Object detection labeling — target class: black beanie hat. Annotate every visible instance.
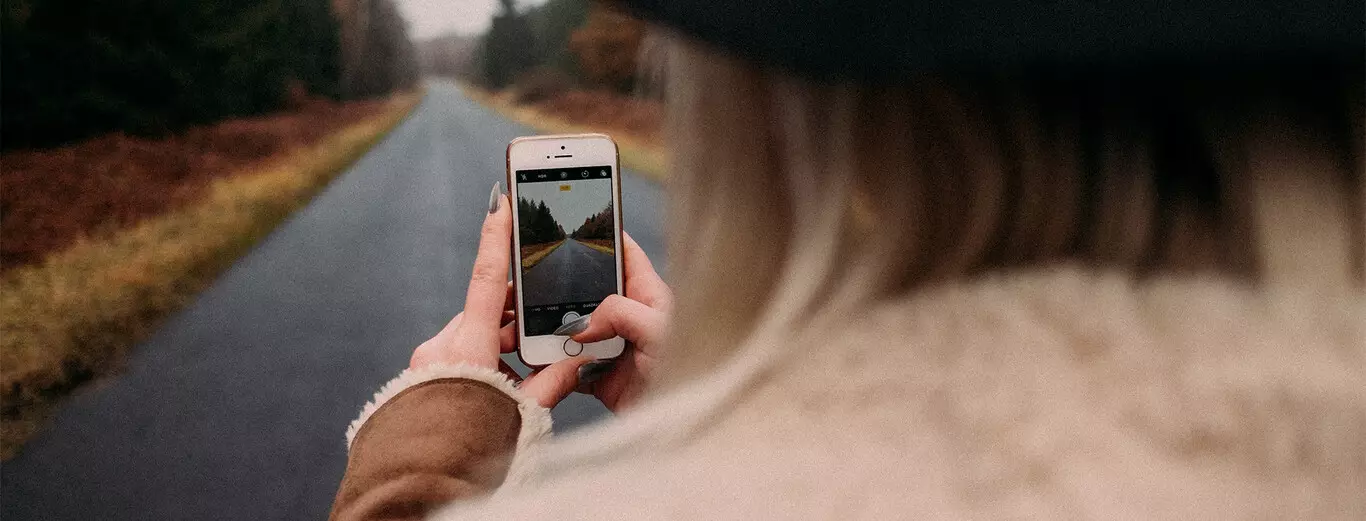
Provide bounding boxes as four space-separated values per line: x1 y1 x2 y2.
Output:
617 0 1363 80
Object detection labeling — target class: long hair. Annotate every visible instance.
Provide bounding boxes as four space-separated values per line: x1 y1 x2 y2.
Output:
654 38 1363 383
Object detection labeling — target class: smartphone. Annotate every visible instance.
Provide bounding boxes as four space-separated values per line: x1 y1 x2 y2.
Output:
506 134 626 366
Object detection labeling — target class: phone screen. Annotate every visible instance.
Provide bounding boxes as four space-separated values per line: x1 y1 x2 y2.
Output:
514 166 618 336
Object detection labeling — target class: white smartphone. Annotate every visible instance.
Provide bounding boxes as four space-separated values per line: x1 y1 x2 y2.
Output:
506 134 626 366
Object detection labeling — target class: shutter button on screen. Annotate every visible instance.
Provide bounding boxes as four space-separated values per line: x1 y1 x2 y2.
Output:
561 312 584 356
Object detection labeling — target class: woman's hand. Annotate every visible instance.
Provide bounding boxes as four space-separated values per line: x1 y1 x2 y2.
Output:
559 232 671 411
408 182 589 408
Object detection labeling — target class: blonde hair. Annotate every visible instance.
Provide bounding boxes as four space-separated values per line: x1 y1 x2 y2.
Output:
656 39 1364 382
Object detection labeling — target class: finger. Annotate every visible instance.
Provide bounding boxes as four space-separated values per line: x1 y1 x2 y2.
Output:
501 310 517 326
572 294 665 346
622 231 671 309
590 355 639 409
575 382 594 395
499 321 518 353
520 357 594 408
505 281 516 311
463 186 513 326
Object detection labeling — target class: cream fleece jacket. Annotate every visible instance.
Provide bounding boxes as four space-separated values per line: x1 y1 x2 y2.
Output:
365 268 1366 519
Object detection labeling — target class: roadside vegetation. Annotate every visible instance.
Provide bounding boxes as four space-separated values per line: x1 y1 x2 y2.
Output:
576 239 616 256
3 0 422 459
517 195 569 269
5 100 389 268
521 240 567 269
570 203 617 256
3 0 417 150
418 0 666 180
0 93 422 459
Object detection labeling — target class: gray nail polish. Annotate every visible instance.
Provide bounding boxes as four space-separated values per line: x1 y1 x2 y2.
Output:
488 181 501 214
577 361 614 384
553 314 590 336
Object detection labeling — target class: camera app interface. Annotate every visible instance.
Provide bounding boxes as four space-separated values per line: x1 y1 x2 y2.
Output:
515 166 617 336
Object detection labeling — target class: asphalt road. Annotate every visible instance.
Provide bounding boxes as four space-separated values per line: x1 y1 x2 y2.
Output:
0 82 665 520
522 239 616 307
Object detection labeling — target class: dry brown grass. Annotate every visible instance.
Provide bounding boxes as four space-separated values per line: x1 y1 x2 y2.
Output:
577 238 615 256
2 99 393 269
521 240 565 269
461 85 668 181
0 93 422 459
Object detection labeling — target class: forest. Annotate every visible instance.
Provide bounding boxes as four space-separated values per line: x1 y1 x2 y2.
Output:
420 0 646 96
1 0 417 150
517 197 567 246
570 203 614 241
417 0 665 181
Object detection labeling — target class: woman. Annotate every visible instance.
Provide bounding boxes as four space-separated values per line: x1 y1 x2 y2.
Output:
332 2 1363 519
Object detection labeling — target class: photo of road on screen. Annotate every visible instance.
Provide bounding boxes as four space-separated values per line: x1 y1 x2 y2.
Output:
515 172 617 321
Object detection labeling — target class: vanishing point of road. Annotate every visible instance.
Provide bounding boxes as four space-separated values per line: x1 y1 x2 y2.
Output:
0 81 666 520
522 239 616 307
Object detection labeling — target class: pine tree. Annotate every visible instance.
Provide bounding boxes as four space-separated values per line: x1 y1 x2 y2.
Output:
571 202 613 240
482 0 536 88
517 196 566 245
1 0 354 149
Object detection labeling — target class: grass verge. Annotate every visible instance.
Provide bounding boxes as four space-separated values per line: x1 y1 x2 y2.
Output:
521 240 566 269
459 85 668 182
577 239 615 256
0 92 423 459
3 98 396 269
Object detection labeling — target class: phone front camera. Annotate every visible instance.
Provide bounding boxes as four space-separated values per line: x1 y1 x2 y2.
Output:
560 145 566 150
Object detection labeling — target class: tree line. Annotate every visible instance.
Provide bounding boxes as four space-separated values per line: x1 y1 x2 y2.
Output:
419 0 644 94
1 0 418 150
570 203 613 241
333 0 420 99
517 197 567 246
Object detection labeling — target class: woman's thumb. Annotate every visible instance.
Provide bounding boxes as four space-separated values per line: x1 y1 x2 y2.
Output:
569 295 663 345
520 357 593 408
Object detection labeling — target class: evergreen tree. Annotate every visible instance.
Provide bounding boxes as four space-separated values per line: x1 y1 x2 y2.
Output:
525 0 590 77
481 0 535 88
1 0 350 149
517 196 566 245
571 202 614 241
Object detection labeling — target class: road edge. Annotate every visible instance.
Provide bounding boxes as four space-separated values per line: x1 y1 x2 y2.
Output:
0 91 425 460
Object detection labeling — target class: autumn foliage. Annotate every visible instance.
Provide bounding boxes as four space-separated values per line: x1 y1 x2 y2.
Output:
433 0 646 95
568 7 646 92
570 202 614 241
1 100 387 269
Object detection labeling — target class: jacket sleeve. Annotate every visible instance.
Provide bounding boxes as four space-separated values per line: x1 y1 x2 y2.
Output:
329 364 553 521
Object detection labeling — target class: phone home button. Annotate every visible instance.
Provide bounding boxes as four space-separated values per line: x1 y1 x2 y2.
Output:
563 338 583 356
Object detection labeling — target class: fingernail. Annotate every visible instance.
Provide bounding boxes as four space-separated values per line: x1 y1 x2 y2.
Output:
553 314 590 336
577 361 614 384
488 181 501 214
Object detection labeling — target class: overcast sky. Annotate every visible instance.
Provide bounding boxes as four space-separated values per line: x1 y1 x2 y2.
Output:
396 0 546 41
518 177 613 234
